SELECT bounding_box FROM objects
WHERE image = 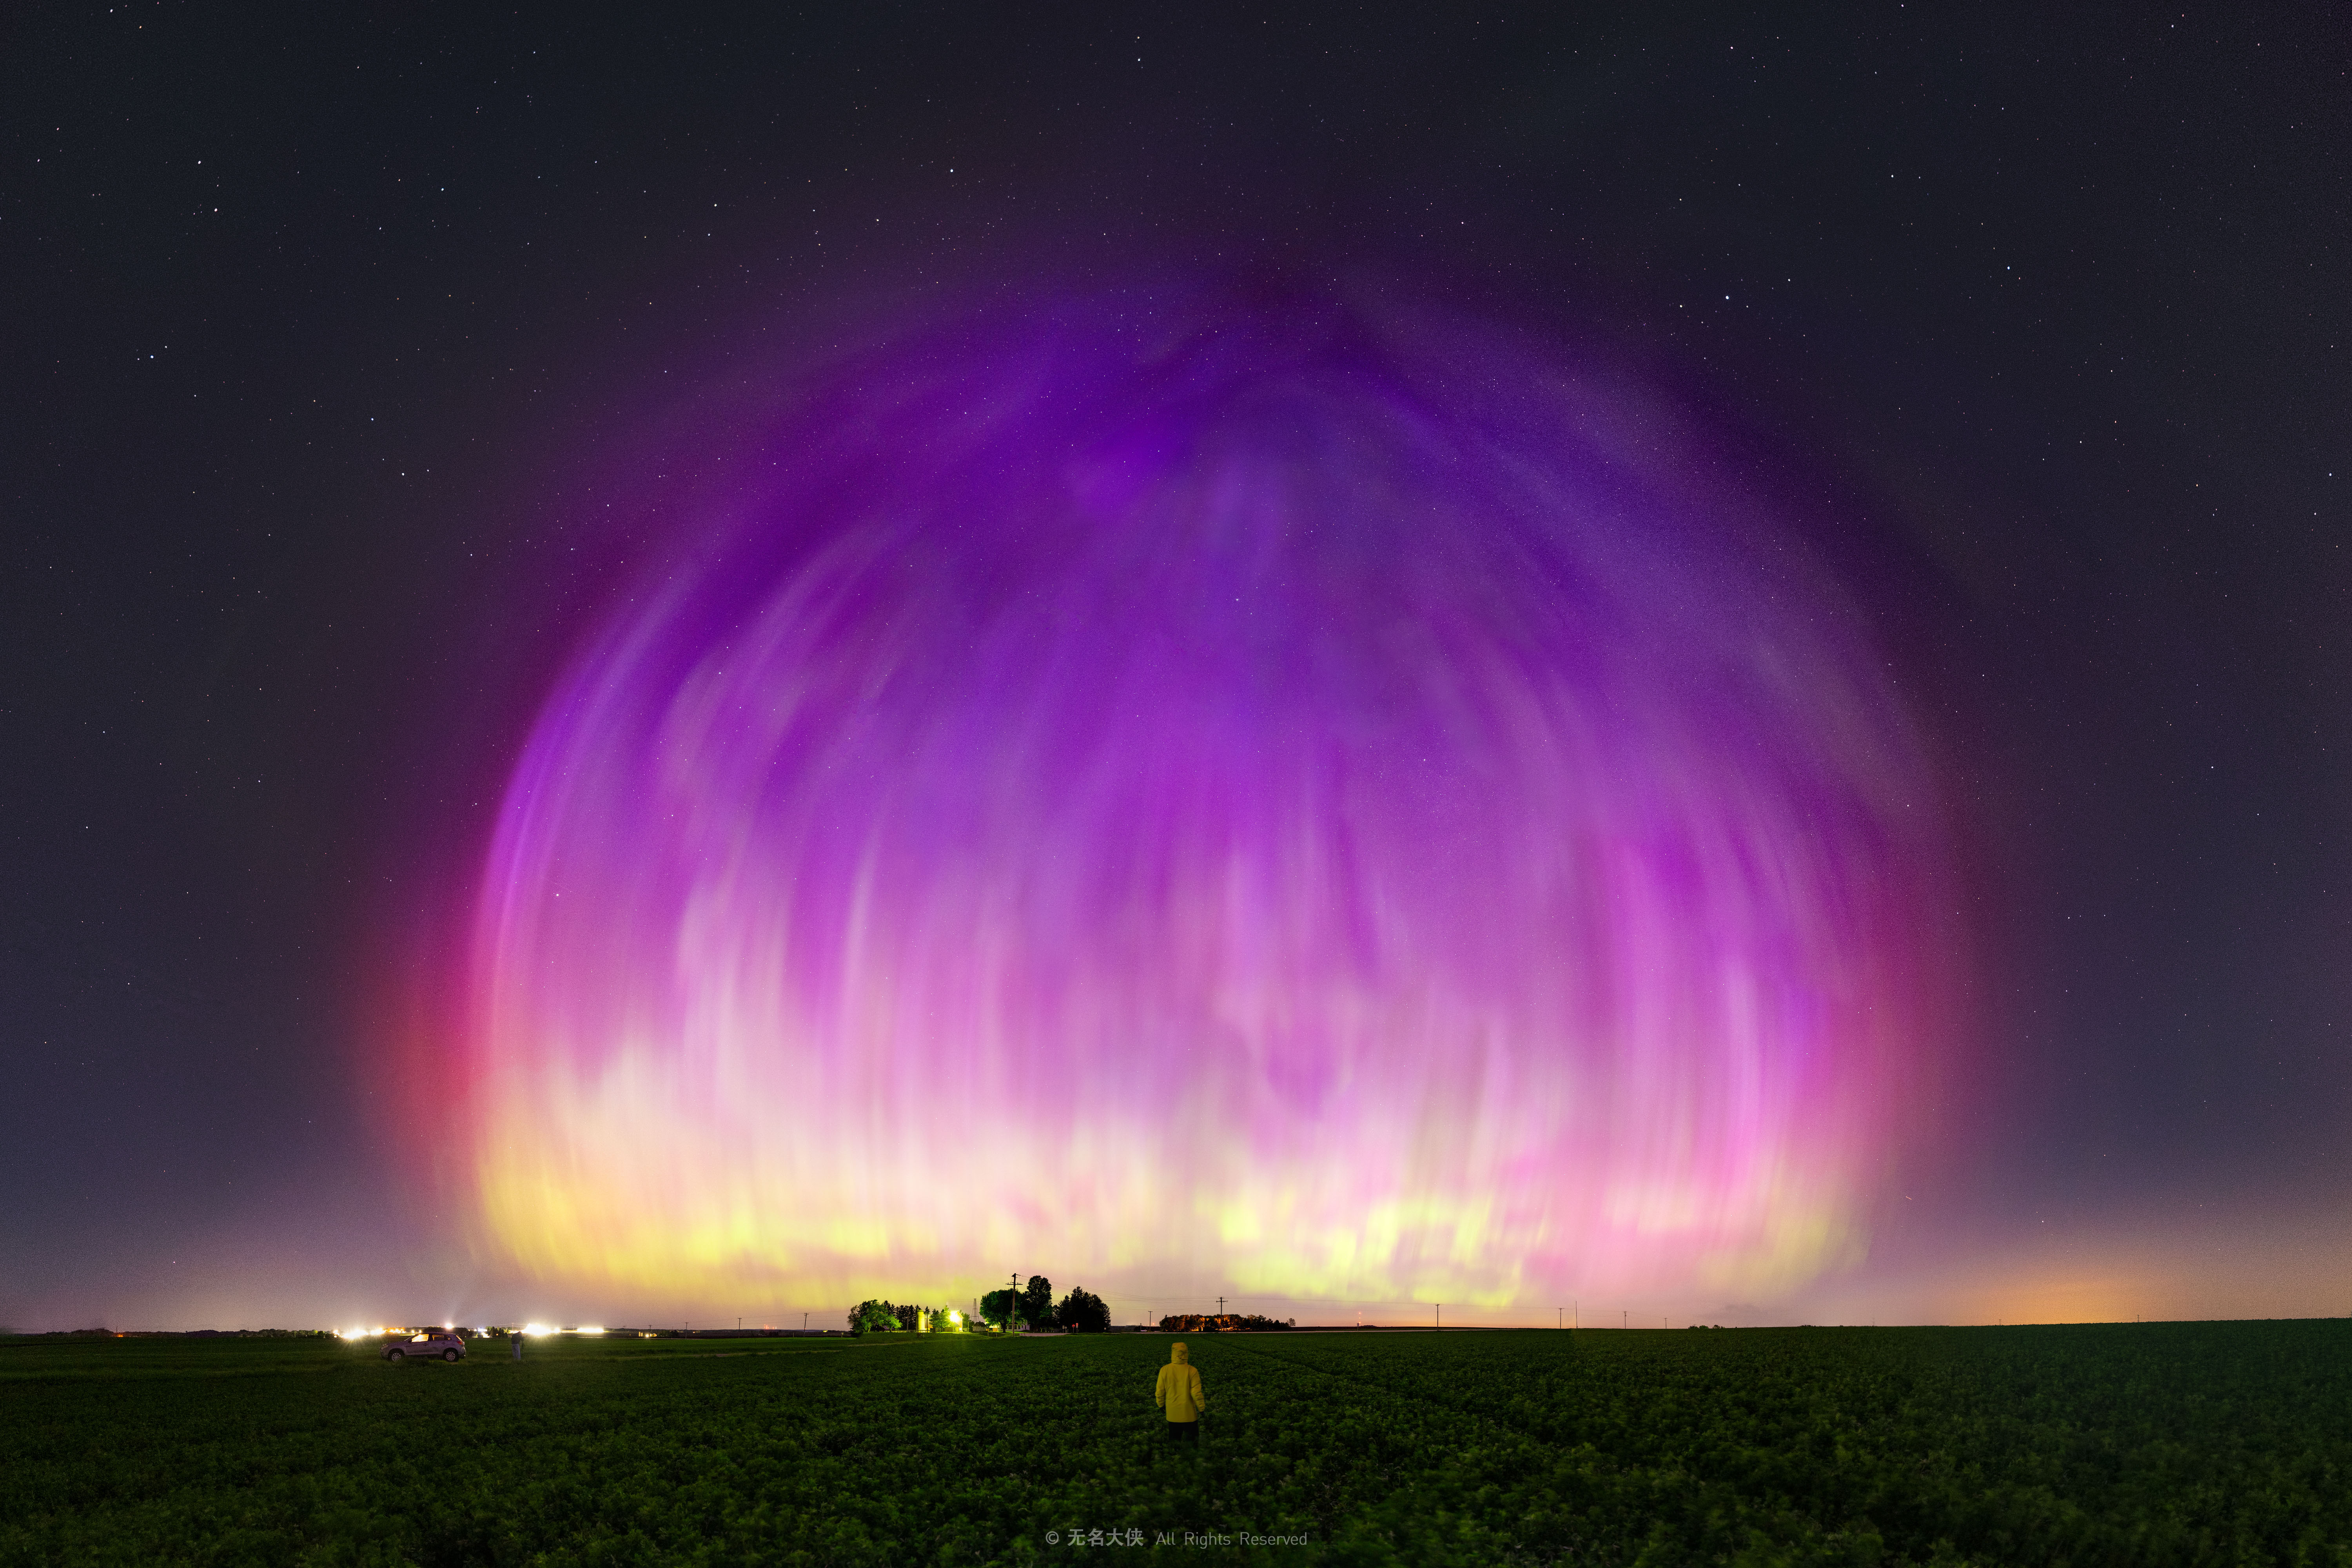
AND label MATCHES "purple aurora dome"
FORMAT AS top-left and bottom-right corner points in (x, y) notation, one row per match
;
(457, 285), (1958, 1309)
